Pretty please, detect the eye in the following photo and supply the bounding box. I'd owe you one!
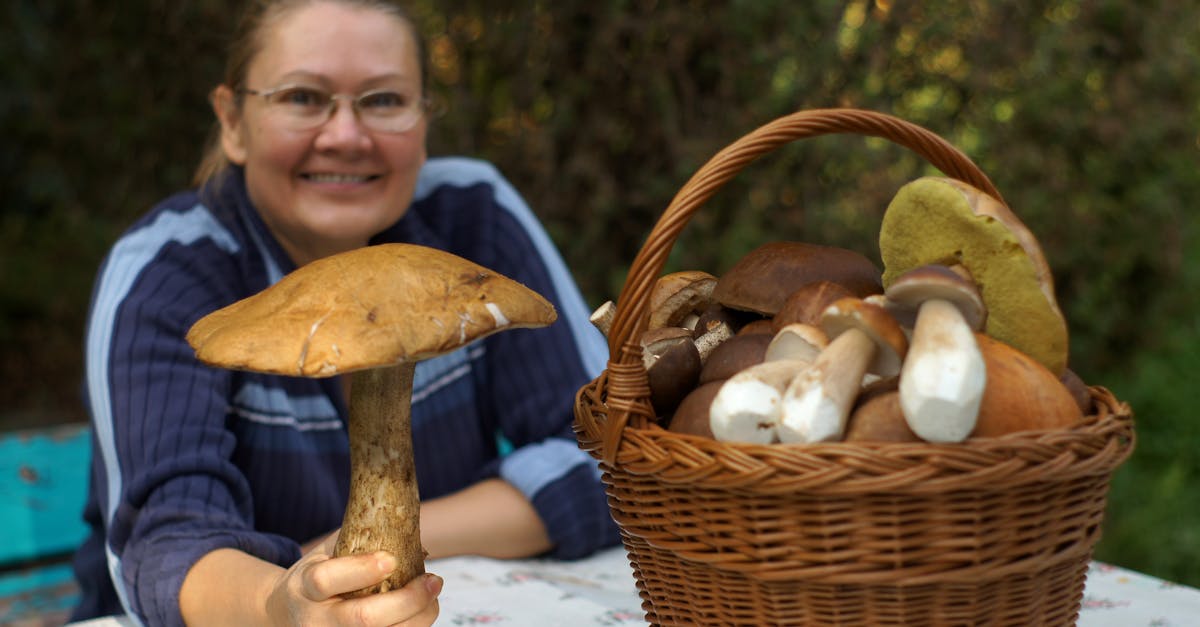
[269,86,328,108]
[358,90,408,110]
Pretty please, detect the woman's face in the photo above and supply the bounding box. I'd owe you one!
[214,2,427,266]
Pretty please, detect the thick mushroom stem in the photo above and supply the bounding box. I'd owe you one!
[778,328,876,443]
[334,362,423,597]
[900,299,986,442]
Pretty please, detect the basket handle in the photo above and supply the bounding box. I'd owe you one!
[598,108,1005,463]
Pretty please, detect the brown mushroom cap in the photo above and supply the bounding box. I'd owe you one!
[884,264,987,331]
[667,380,722,438]
[647,270,718,329]
[712,242,883,316]
[845,378,921,443]
[698,332,772,384]
[819,297,908,377]
[772,281,855,331]
[971,333,1083,437]
[641,327,702,416]
[186,243,557,377]
[879,177,1068,374]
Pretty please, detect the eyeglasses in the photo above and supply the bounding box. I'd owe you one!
[237,84,431,133]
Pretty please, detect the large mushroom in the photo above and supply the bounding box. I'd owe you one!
[879,177,1069,375]
[777,297,908,443]
[885,264,988,443]
[711,241,883,317]
[186,243,557,596]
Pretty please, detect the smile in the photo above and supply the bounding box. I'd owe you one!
[302,173,379,184]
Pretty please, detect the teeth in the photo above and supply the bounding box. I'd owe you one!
[306,173,371,183]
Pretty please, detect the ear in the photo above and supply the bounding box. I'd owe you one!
[211,85,248,166]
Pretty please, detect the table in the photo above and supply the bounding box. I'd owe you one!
[67,547,1200,626]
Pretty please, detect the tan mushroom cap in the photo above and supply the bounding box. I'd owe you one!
[186,243,557,377]
[879,177,1068,374]
[819,297,908,377]
[712,241,883,316]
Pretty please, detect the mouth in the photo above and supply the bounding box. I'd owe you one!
[301,172,381,184]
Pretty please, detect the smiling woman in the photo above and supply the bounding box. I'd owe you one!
[68,2,617,626]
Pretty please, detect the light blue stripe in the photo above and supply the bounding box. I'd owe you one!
[498,438,595,499]
[232,382,340,427]
[86,203,238,623]
[414,158,609,378]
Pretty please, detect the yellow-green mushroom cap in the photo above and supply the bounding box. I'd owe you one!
[186,243,558,377]
[879,177,1068,375]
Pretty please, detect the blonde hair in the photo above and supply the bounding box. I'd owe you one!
[192,0,427,187]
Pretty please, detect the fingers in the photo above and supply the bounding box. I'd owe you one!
[301,551,397,602]
[337,573,443,627]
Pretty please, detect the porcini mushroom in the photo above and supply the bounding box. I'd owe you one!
[879,177,1069,375]
[777,297,908,443]
[712,241,883,316]
[970,333,1084,437]
[640,327,703,416]
[647,270,718,330]
[885,264,987,443]
[710,359,810,444]
[186,243,557,596]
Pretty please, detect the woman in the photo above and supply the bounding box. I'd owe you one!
[70,1,617,625]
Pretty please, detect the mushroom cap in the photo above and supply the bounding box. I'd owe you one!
[764,323,828,363]
[845,378,921,443]
[647,270,717,329]
[819,297,908,377]
[885,264,986,330]
[698,332,772,384]
[712,241,882,316]
[771,280,855,331]
[186,243,557,377]
[879,177,1068,374]
[970,333,1083,437]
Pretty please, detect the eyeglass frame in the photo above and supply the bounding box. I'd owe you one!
[234,83,437,133]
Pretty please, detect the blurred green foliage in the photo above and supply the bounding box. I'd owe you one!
[2,0,1197,586]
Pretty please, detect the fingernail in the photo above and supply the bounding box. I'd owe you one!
[374,551,396,572]
[424,573,444,596]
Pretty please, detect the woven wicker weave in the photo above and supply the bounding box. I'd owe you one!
[573,108,1135,626]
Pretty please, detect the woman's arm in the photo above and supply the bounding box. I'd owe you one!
[419,478,552,560]
[179,536,442,626]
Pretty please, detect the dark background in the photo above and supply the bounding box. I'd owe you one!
[3,0,1197,586]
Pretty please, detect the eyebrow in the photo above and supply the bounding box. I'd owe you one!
[271,70,419,90]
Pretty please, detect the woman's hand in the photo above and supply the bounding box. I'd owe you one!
[180,534,441,626]
[266,533,442,626]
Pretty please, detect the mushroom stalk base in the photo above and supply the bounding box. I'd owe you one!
[335,362,423,597]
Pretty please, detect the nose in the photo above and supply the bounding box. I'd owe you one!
[313,98,372,151]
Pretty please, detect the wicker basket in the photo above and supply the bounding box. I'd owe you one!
[573,108,1135,626]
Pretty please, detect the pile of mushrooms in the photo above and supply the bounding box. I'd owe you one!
[187,243,558,596]
[594,177,1088,446]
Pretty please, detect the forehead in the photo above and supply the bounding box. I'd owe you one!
[250,2,420,85]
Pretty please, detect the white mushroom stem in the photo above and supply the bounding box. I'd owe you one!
[334,362,424,596]
[709,359,809,444]
[899,299,986,442]
[589,300,616,337]
[778,328,875,443]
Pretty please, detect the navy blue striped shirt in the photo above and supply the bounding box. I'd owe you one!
[70,158,618,626]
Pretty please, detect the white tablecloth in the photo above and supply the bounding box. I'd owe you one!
[69,547,1200,626]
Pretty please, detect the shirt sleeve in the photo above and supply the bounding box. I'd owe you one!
[85,229,300,626]
[471,165,621,559]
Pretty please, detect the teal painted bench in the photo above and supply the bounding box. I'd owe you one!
[0,423,91,625]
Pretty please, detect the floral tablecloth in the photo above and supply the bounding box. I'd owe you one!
[67,547,1200,626]
[430,547,1200,626]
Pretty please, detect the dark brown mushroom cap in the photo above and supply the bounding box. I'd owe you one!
[884,264,986,330]
[819,297,908,377]
[712,242,882,316]
[186,243,557,377]
[772,281,855,331]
